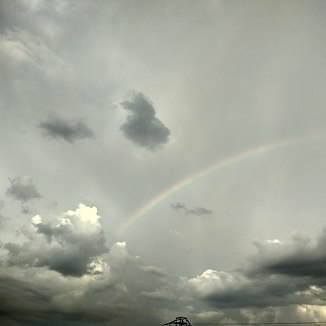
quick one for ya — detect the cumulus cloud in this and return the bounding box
[183,230,326,310]
[3,205,326,324]
[0,203,196,325]
[120,92,170,150]
[187,269,248,299]
[0,204,172,325]
[171,202,212,216]
[4,204,106,276]
[39,117,94,143]
[6,176,41,202]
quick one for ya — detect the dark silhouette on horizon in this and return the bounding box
[162,316,192,326]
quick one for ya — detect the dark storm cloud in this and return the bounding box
[39,117,94,143]
[202,273,314,309]
[171,202,212,216]
[120,92,170,150]
[6,176,41,202]
[187,230,326,309]
[252,230,326,279]
[4,204,107,276]
[0,267,129,325]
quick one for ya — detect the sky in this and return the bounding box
[1,0,326,325]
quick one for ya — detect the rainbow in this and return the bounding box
[118,132,326,234]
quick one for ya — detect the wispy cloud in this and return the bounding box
[6,176,41,202]
[171,202,212,216]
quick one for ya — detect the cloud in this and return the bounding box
[188,269,248,299]
[120,92,170,150]
[3,204,326,325]
[141,288,176,301]
[171,202,212,216]
[0,266,130,324]
[21,204,36,215]
[6,176,41,202]
[252,231,326,279]
[140,265,168,277]
[4,204,107,276]
[195,311,224,322]
[183,230,326,309]
[0,204,174,325]
[39,117,94,143]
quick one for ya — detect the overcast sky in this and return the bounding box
[2,0,326,325]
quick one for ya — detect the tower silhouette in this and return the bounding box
[162,316,192,326]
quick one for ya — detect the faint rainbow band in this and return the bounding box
[118,132,326,234]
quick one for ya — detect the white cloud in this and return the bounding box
[188,269,248,297]
[65,203,101,227]
[31,214,42,225]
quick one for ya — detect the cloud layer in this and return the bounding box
[120,92,170,150]
[2,204,326,324]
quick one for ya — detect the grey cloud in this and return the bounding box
[39,117,94,143]
[0,201,4,227]
[4,204,107,276]
[203,274,313,309]
[184,230,326,310]
[3,205,326,325]
[20,204,35,215]
[252,231,326,279]
[140,265,168,277]
[0,204,174,325]
[6,176,41,202]
[0,267,130,325]
[171,202,212,216]
[140,288,176,301]
[120,92,170,150]
[3,0,326,324]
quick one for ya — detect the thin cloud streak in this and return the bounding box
[171,202,213,216]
